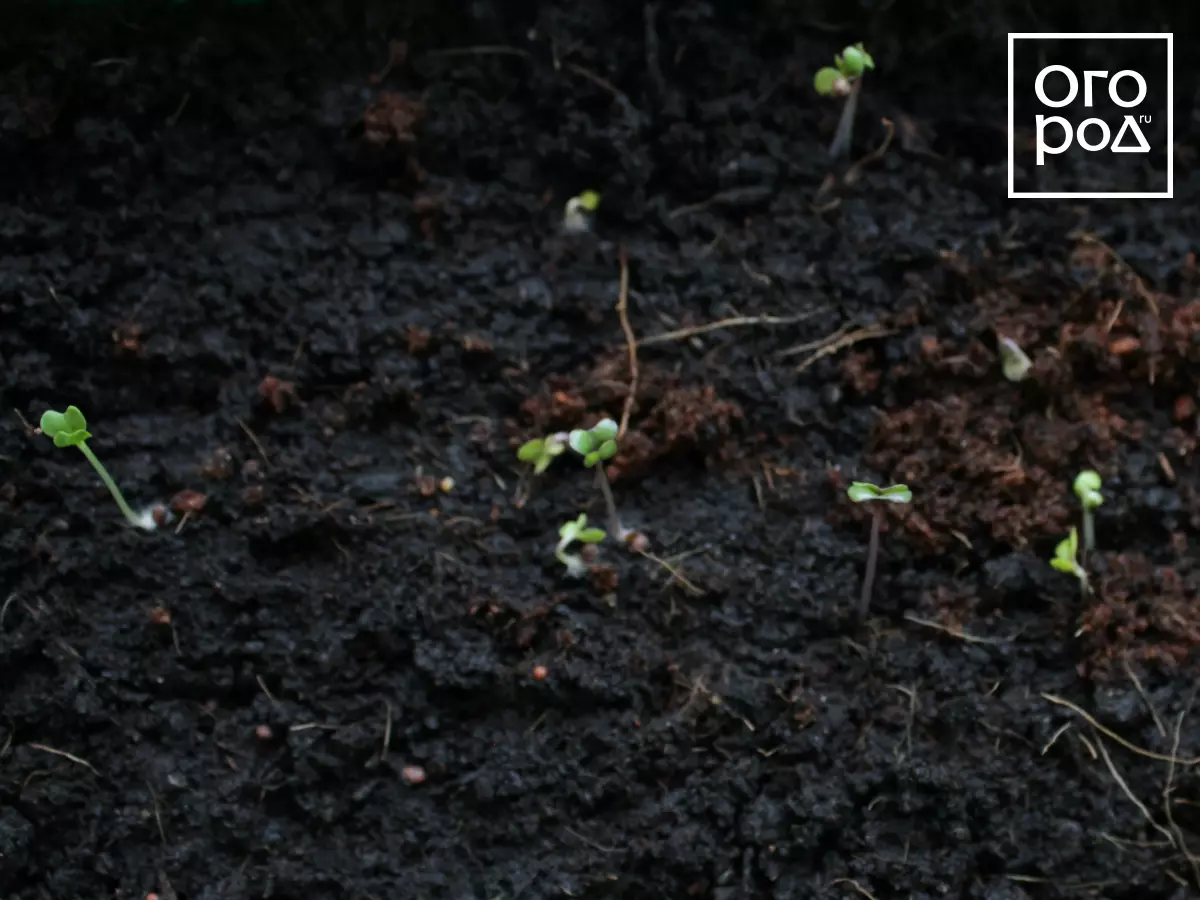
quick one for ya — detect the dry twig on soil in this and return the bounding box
[778,322,895,373]
[636,312,820,347]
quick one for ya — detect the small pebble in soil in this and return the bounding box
[170,489,207,514]
[402,765,426,784]
[258,375,296,413]
[1093,686,1142,726]
[254,724,274,741]
[149,607,171,626]
[532,665,548,680]
[241,485,265,510]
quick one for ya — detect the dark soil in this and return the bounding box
[2,3,1199,898]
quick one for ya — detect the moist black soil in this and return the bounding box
[3,3,1199,898]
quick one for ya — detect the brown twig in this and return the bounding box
[778,322,896,372]
[236,418,270,466]
[1041,694,1200,765]
[381,700,393,762]
[903,613,1012,645]
[639,549,705,596]
[29,743,100,776]
[146,779,168,844]
[1165,693,1200,887]
[830,878,880,900]
[844,117,896,185]
[1094,737,1175,846]
[636,312,821,347]
[1123,656,1167,738]
[615,244,637,441]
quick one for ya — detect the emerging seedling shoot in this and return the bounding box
[1073,470,1103,558]
[998,337,1033,382]
[562,190,600,234]
[39,405,158,530]
[517,432,569,475]
[556,513,606,577]
[846,481,912,618]
[1050,526,1090,598]
[813,42,875,159]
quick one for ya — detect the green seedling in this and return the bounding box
[1050,526,1090,597]
[39,405,157,530]
[846,481,912,618]
[568,418,626,539]
[517,432,569,475]
[998,337,1033,382]
[813,42,875,159]
[568,418,618,468]
[555,513,607,577]
[563,190,601,234]
[1073,470,1103,557]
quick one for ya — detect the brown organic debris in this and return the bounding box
[258,376,296,413]
[363,92,425,147]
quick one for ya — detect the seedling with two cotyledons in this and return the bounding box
[845,480,912,618]
[813,43,875,159]
[39,405,165,530]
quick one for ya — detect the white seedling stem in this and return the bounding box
[829,79,861,159]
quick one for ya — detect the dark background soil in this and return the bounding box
[2,2,1199,898]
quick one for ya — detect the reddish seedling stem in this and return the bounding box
[858,507,883,618]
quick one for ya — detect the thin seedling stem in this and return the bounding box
[859,507,882,618]
[829,78,861,158]
[77,442,141,527]
[594,467,621,539]
[1081,509,1095,560]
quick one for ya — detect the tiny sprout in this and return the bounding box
[1050,526,1090,596]
[518,432,568,475]
[846,481,912,618]
[1073,470,1103,556]
[39,405,157,530]
[556,513,607,577]
[568,418,624,539]
[568,418,619,468]
[998,337,1033,382]
[563,190,601,234]
[814,42,875,159]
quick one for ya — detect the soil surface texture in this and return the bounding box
[2,3,1199,899]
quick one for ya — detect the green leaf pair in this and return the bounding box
[814,43,875,96]
[558,513,607,548]
[1073,470,1103,511]
[555,513,607,576]
[1050,527,1088,585]
[517,433,568,475]
[846,481,911,504]
[40,405,92,448]
[568,418,619,468]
